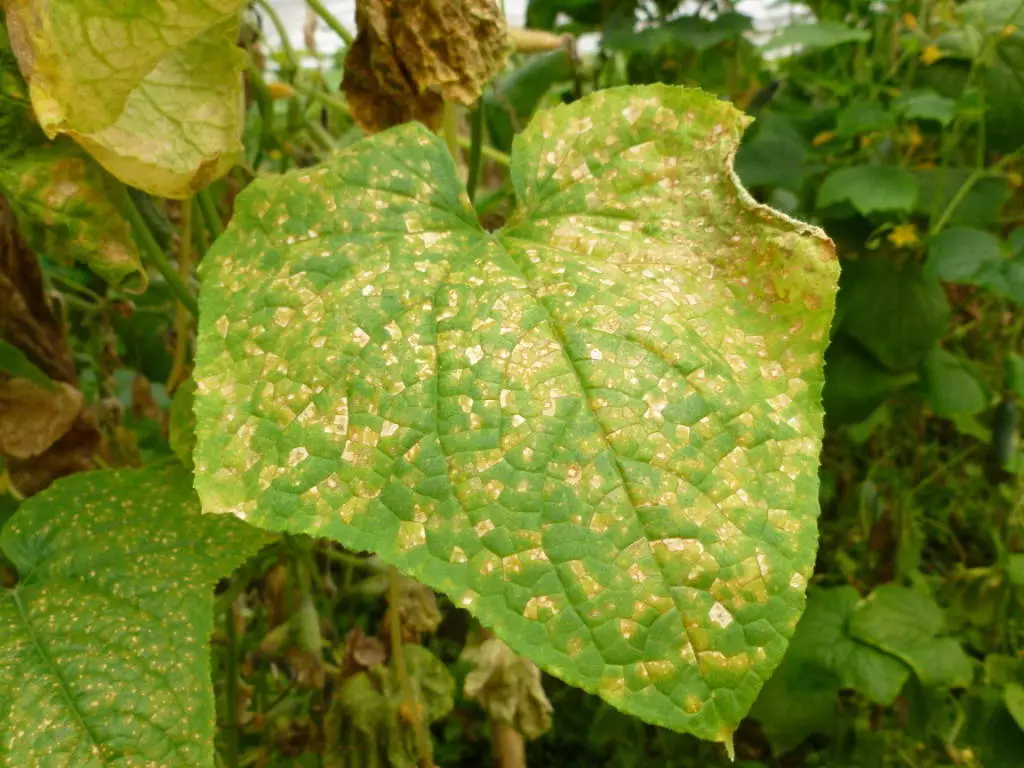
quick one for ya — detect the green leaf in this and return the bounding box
[1005,683,1024,732]
[912,170,1010,228]
[1007,354,1024,398]
[817,166,918,215]
[485,50,576,153]
[848,586,973,689]
[749,651,839,754]
[169,380,198,469]
[1008,554,1024,587]
[822,337,918,425]
[926,227,1004,283]
[734,115,807,192]
[762,21,870,52]
[838,260,950,371]
[0,465,271,766]
[895,90,958,126]
[921,346,988,418]
[786,587,910,705]
[836,102,895,137]
[0,340,55,391]
[0,24,145,291]
[193,85,839,741]
[5,2,247,198]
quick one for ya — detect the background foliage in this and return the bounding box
[1,0,1022,766]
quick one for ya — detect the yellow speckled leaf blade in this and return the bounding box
[193,85,838,740]
[0,466,271,766]
[6,1,246,198]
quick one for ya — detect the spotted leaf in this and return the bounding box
[0,466,271,765]
[194,85,838,741]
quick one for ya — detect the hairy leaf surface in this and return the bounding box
[194,85,838,740]
[0,466,271,766]
[5,1,246,198]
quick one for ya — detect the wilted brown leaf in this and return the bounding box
[5,407,100,497]
[382,574,442,644]
[0,199,74,383]
[340,627,388,679]
[343,0,509,133]
[462,636,553,740]
[0,377,82,459]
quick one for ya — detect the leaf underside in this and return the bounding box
[194,84,838,741]
[0,466,270,766]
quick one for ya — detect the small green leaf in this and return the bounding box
[1008,555,1024,587]
[817,166,918,215]
[926,227,1004,283]
[485,50,575,152]
[848,586,973,690]
[913,170,1010,228]
[169,380,198,469]
[1007,354,1024,398]
[734,115,807,192]
[1005,683,1024,732]
[838,260,950,371]
[0,341,55,391]
[836,102,895,137]
[194,85,839,741]
[788,587,910,705]
[921,346,988,418]
[0,466,271,766]
[822,337,918,425]
[895,90,958,126]
[5,2,247,198]
[762,21,870,52]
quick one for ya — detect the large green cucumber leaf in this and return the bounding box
[0,466,271,766]
[193,85,838,741]
[5,1,247,198]
[0,20,144,290]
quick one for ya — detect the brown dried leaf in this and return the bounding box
[462,637,553,740]
[5,407,100,496]
[0,377,83,459]
[0,198,75,384]
[342,0,509,133]
[340,627,388,679]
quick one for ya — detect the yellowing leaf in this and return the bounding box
[193,85,839,741]
[0,22,145,290]
[5,1,247,198]
[343,0,509,133]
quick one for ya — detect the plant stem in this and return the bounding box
[197,187,224,239]
[224,590,240,768]
[457,136,510,168]
[122,191,199,317]
[305,118,338,153]
[490,720,527,768]
[388,566,433,768]
[294,84,351,116]
[256,0,298,75]
[467,100,485,202]
[166,199,193,391]
[306,0,354,46]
